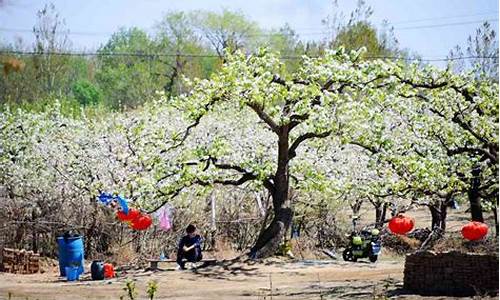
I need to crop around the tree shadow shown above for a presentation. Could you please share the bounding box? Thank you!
[190,257,262,281]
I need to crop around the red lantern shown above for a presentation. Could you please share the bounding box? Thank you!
[116,208,140,222]
[131,214,152,230]
[388,214,415,235]
[461,221,488,241]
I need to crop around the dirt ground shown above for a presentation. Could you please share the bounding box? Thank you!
[0,255,495,300]
[0,256,405,300]
[0,207,496,300]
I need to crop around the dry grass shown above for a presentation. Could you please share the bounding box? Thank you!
[107,243,140,266]
[38,256,59,273]
[432,232,499,254]
[381,233,421,255]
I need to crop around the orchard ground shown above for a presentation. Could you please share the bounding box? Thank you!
[0,207,496,300]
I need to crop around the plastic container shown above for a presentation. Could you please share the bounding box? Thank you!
[103,263,115,278]
[91,260,105,280]
[57,235,85,276]
[65,266,80,281]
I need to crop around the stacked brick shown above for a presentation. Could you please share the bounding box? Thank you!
[1,248,40,274]
[404,250,499,296]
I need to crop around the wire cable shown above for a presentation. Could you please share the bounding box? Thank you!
[0,18,497,38]
[0,50,497,62]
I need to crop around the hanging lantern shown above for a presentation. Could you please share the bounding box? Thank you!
[461,221,488,241]
[131,214,152,230]
[116,208,140,222]
[388,214,414,235]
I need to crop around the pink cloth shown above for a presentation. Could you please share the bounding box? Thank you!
[156,204,173,232]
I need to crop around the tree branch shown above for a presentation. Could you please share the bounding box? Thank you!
[188,157,276,193]
[147,184,186,214]
[451,85,484,116]
[289,113,309,131]
[447,145,497,162]
[288,130,332,159]
[162,96,223,153]
[247,102,280,134]
[349,141,379,154]
[395,74,448,90]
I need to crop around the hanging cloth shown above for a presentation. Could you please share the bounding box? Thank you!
[98,193,114,205]
[116,195,129,215]
[155,204,173,232]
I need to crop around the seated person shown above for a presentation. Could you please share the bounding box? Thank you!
[176,224,203,269]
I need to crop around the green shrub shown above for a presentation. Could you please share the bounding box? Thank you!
[71,80,102,106]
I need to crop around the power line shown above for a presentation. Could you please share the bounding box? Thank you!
[0,50,497,62]
[394,18,499,31]
[388,11,499,25]
[283,18,499,37]
[292,11,499,31]
[0,18,497,38]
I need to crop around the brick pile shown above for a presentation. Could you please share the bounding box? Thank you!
[404,250,498,296]
[1,248,40,274]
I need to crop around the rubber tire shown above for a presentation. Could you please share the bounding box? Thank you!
[342,249,353,262]
[369,255,378,263]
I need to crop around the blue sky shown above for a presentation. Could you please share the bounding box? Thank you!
[0,0,498,63]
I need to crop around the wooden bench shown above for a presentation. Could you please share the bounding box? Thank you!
[146,258,217,271]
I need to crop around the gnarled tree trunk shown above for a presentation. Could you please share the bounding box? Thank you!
[251,128,292,258]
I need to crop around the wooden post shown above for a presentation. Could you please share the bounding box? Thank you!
[255,192,265,217]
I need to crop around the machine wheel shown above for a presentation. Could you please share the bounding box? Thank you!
[342,249,353,262]
[369,255,378,263]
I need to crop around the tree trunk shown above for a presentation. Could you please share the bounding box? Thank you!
[251,206,292,258]
[468,166,484,222]
[251,128,292,258]
[351,199,363,217]
[429,201,447,231]
[440,202,447,231]
[374,202,388,229]
[492,199,499,237]
[31,210,38,253]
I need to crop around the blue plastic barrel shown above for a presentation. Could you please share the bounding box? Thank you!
[57,235,84,276]
[65,266,80,281]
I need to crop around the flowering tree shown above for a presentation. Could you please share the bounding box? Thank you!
[345,62,499,232]
[1,47,497,258]
[164,47,499,257]
[164,48,394,257]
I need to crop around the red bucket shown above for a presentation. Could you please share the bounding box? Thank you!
[103,263,115,278]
